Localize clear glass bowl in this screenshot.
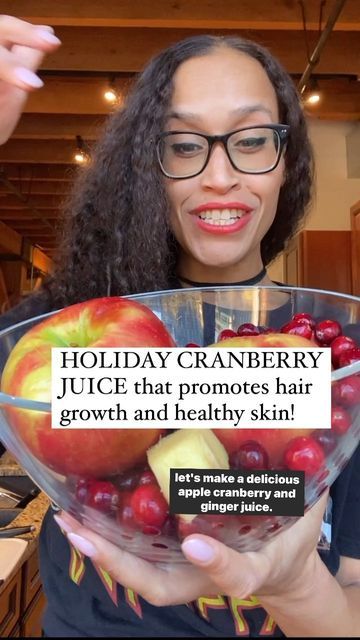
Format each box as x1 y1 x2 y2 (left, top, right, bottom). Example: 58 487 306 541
0 286 360 562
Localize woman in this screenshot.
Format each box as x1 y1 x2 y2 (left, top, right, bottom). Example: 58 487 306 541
0 16 359 638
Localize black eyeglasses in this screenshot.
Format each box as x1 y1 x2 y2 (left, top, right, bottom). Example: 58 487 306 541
156 124 290 179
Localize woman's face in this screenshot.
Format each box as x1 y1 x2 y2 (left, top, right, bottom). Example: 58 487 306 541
164 47 286 281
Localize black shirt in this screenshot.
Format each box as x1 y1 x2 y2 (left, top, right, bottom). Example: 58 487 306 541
1 289 360 637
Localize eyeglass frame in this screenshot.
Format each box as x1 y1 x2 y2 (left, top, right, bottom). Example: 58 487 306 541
156 124 290 179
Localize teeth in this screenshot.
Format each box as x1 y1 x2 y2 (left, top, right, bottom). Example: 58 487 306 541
198 208 246 225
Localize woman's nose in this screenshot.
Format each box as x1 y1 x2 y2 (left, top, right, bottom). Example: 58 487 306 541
199 143 241 193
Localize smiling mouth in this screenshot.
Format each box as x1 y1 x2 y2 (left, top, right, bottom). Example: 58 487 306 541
197 208 249 226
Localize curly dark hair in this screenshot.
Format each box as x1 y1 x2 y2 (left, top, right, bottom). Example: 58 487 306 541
43 34 313 310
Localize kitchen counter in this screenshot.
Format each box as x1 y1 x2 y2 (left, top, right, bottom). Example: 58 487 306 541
0 452 50 594
0 450 27 476
9 491 50 545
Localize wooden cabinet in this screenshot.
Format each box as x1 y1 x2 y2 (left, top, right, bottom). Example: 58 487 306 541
22 548 42 612
21 589 46 638
284 229 354 294
1 547 46 638
0 570 21 637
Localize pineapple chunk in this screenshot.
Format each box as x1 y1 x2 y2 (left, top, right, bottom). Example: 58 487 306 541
147 429 229 522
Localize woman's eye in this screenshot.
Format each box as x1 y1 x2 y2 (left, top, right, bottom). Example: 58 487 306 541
236 136 267 150
170 143 203 156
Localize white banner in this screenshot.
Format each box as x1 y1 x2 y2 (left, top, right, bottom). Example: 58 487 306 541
51 347 332 429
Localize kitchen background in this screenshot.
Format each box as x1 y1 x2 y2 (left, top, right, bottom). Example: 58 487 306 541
0 0 359 311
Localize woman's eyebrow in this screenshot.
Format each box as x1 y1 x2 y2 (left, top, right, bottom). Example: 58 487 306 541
166 104 274 123
165 110 202 124
230 105 274 118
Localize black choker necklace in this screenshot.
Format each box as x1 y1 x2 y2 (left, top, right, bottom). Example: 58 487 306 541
178 267 267 288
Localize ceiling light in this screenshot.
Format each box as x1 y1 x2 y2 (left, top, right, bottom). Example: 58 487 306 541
104 77 119 104
74 135 91 165
307 93 321 104
304 77 321 105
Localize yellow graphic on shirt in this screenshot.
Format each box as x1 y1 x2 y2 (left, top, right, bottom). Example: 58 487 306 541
66 538 277 634
69 545 86 585
92 562 118 606
228 596 261 635
125 588 143 618
259 612 277 636
195 595 228 619
229 596 276 636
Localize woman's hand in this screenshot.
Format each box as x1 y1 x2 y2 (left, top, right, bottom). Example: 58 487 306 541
54 491 328 607
0 15 61 144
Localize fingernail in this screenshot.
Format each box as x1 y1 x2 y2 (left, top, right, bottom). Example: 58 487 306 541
36 29 61 45
182 539 215 563
67 533 97 558
14 67 44 88
53 514 73 535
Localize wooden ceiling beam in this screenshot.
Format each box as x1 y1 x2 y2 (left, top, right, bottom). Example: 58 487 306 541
8 223 58 233
0 220 22 255
0 210 61 220
0 194 62 209
37 27 360 75
0 181 71 195
22 75 360 119
0 220 54 272
13 114 107 138
24 77 131 115
303 77 360 121
32 247 54 274
1 165 78 181
0 140 83 164
6 0 360 30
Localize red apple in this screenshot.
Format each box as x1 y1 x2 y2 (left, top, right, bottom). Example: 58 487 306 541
211 333 317 467
1 296 175 477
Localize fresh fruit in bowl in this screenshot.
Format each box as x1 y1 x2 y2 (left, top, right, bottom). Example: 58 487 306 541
0 296 175 478
210 331 317 468
0 286 360 562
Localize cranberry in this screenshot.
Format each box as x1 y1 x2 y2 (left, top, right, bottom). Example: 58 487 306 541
338 347 360 369
332 376 360 407
237 323 260 336
230 441 269 470
75 478 89 504
330 336 357 368
113 469 143 491
315 320 342 346
311 429 337 454
186 342 200 348
161 515 177 537
258 326 276 334
281 320 313 340
292 313 315 329
138 470 157 486
331 406 352 435
130 484 169 529
218 329 237 341
284 436 325 475
77 480 121 514
117 491 137 529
